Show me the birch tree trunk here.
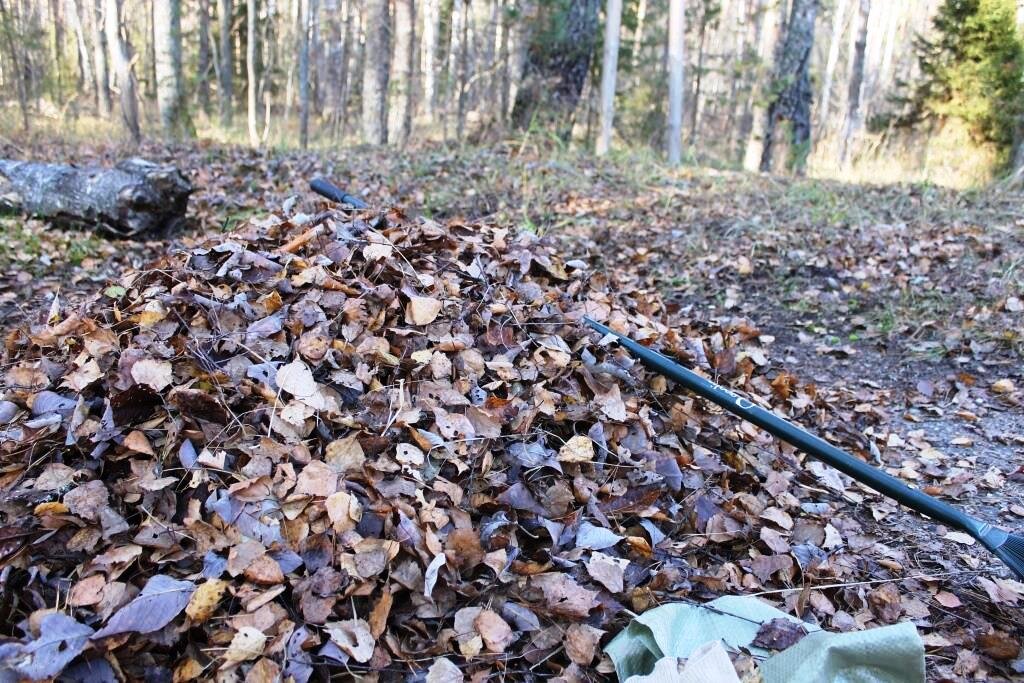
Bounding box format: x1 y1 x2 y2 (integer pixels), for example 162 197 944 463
817 0 847 127
91 0 111 117
298 0 310 148
742 0 782 171
154 0 191 137
667 0 684 164
197 0 211 113
759 0 818 174
67 0 94 96
218 0 233 125
596 0 622 155
104 0 141 142
361 0 389 144
389 0 415 144
246 0 258 145
422 0 438 119
839 0 869 165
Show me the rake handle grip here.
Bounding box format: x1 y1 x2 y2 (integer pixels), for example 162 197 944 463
583 317 982 537
310 178 369 209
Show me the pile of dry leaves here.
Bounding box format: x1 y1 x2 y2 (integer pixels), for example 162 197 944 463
0 205 1012 680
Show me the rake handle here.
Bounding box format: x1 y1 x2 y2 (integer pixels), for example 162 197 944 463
583 317 984 538
310 178 369 209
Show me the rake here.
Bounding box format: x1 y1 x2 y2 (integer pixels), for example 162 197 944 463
582 317 1024 580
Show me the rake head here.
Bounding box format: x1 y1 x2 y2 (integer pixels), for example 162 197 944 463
978 526 1024 580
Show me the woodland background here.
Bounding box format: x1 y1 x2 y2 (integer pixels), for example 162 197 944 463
2 0 1024 187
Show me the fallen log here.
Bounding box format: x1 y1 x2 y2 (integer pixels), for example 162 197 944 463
0 158 192 237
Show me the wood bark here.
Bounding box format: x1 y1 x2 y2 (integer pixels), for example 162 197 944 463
495 0 510 123
389 0 414 144
0 159 192 236
446 0 466 139
759 0 818 173
596 0 622 155
421 0 438 118
91 0 111 117
689 4 709 145
666 0 684 164
197 0 212 113
0 0 30 131
818 0 847 127
511 0 599 134
154 0 191 137
299 0 310 148
246 0 258 146
629 0 646 88
361 0 389 144
742 0 782 171
67 0 94 95
104 0 141 143
839 0 869 165
218 0 233 125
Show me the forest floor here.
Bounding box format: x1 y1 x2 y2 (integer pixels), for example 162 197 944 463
1 138 1023 679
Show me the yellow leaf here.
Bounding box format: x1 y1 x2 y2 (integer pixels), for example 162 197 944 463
185 579 229 623
406 296 443 326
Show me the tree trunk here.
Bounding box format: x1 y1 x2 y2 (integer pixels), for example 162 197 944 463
839 0 869 166
0 0 30 131
218 0 233 125
689 8 708 145
67 0 94 95
299 0 310 148
1012 0 1024 177
154 0 191 137
104 0 141 143
246 0 258 146
197 0 211 113
742 0 782 171
91 0 111 117
0 159 192 236
817 0 847 127
666 0 684 164
596 0 622 155
629 0 646 88
361 0 389 144
145 0 156 98
507 0 534 122
511 0 599 135
495 0 510 124
422 0 438 119
759 0 818 174
389 0 414 144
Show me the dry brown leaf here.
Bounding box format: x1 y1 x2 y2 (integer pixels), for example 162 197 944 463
325 618 375 663
131 359 174 392
558 435 595 463
406 296 443 325
564 623 603 665
474 609 515 653
222 627 267 666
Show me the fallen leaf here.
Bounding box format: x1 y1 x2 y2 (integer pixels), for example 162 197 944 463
752 617 808 650
325 619 375 662
564 623 603 665
93 574 195 639
222 627 267 665
406 296 443 325
185 579 229 623
131 359 174 392
558 435 595 463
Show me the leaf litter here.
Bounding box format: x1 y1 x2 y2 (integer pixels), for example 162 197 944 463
0 142 1022 679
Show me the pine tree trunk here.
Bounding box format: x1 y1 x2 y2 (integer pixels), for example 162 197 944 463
596 0 622 155
422 0 438 118
759 0 818 174
104 0 140 142
91 0 111 116
361 0 389 144
666 0 684 164
154 0 191 137
246 0 259 145
197 0 212 113
218 0 233 125
389 0 414 144
298 0 310 148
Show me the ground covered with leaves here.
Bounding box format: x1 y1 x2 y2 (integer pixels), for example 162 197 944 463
0 140 1022 681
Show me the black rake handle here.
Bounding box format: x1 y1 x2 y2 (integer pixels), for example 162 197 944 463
582 317 988 540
